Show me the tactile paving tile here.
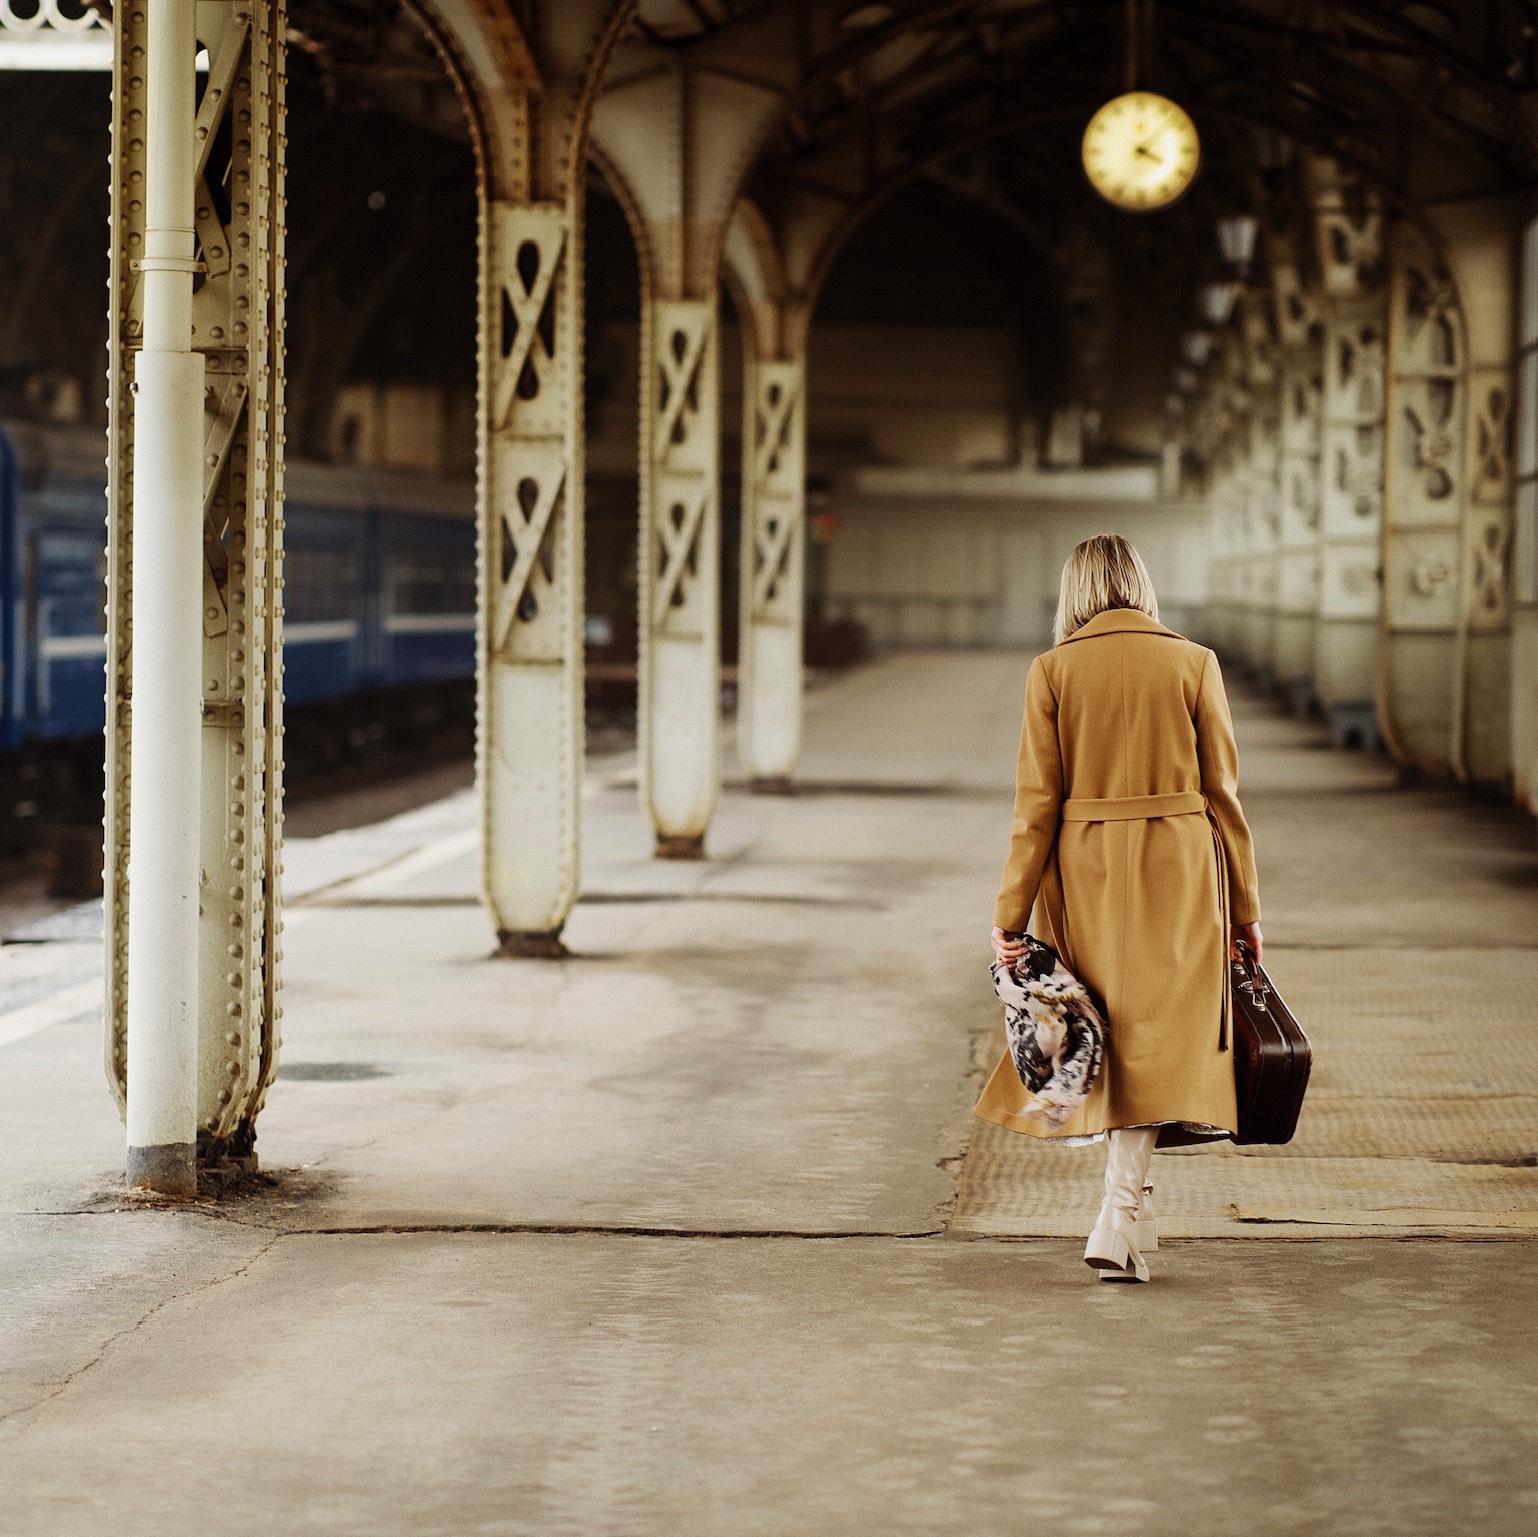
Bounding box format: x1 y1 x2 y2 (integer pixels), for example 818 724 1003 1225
951 947 1538 1238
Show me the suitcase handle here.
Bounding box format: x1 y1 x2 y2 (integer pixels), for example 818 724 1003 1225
1233 940 1271 1012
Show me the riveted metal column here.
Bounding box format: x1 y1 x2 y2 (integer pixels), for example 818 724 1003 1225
1247 402 1282 682
1512 217 1538 812
639 298 720 857
737 342 805 786
1275 342 1324 714
1233 424 1259 668
1447 213 1518 785
1238 292 1280 681
114 0 203 1196
1380 222 1466 774
1269 237 1326 710
1212 430 1240 658
480 201 585 954
1316 294 1386 748
108 0 287 1178
1207 443 1240 656
1306 156 1386 749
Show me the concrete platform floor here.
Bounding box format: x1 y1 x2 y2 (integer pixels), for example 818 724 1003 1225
2 651 1537 1536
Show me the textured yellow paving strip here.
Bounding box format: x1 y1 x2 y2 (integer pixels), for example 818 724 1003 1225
951 947 1538 1238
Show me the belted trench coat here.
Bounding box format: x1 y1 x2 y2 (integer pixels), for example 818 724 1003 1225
974 609 1261 1145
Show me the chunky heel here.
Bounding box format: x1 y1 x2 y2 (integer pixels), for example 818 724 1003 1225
1083 1226 1130 1272
1099 1246 1150 1283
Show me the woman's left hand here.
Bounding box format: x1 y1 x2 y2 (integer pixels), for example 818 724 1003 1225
991 926 1028 967
1230 920 1263 965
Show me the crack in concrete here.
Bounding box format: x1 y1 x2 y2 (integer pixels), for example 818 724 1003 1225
15 1208 948 1239
243 1223 950 1239
0 1231 280 1437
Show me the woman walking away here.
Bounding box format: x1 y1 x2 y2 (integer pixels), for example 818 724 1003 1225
976 534 1262 1283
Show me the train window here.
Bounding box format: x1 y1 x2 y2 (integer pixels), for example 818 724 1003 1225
386 553 475 615
326 550 354 620
288 548 312 623
35 532 108 637
286 547 357 623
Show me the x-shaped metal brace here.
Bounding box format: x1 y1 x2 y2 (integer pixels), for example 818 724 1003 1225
1474 389 1512 494
201 376 249 638
653 482 709 628
752 372 799 487
750 499 798 617
492 221 567 430
1471 518 1509 613
654 318 709 460
493 451 567 648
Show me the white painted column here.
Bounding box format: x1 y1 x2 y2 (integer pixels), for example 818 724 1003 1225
480 202 586 953
639 298 720 858
737 350 806 785
124 0 205 1197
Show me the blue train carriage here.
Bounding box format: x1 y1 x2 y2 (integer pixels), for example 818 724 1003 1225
0 421 477 848
279 457 475 698
0 422 111 753
370 469 476 687
280 458 475 774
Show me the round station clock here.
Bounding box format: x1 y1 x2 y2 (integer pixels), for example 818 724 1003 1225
1081 91 1200 211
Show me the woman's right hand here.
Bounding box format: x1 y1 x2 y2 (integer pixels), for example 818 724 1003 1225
992 927 1028 967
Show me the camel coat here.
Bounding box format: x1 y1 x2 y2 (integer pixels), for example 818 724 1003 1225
974 609 1260 1145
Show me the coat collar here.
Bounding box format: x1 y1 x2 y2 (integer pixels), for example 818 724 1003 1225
1059 608 1183 645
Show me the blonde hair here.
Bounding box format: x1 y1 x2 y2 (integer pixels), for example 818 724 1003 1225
1053 533 1159 645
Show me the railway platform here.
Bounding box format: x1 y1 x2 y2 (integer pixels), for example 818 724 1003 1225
3 651 1538 1536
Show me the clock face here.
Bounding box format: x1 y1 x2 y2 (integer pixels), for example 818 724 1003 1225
1082 91 1201 211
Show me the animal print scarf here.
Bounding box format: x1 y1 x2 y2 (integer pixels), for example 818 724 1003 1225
990 937 1105 1130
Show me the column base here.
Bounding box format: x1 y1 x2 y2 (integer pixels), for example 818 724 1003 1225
749 775 796 796
197 1126 260 1194
1325 700 1380 751
655 832 705 860
1286 675 1318 718
126 1142 197 1200
495 928 569 959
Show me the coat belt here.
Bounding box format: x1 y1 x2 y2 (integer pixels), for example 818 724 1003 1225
1060 791 1207 822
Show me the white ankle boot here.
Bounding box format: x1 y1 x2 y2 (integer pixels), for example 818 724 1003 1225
1084 1128 1158 1282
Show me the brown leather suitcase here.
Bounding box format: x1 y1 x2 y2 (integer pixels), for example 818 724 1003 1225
1230 944 1312 1145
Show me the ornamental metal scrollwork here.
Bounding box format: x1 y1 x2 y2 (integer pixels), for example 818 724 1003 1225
1472 384 1513 503
1339 560 1380 596
1409 557 1453 597
1290 470 1320 531
1469 511 1510 620
1404 399 1457 500
1308 156 1384 297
